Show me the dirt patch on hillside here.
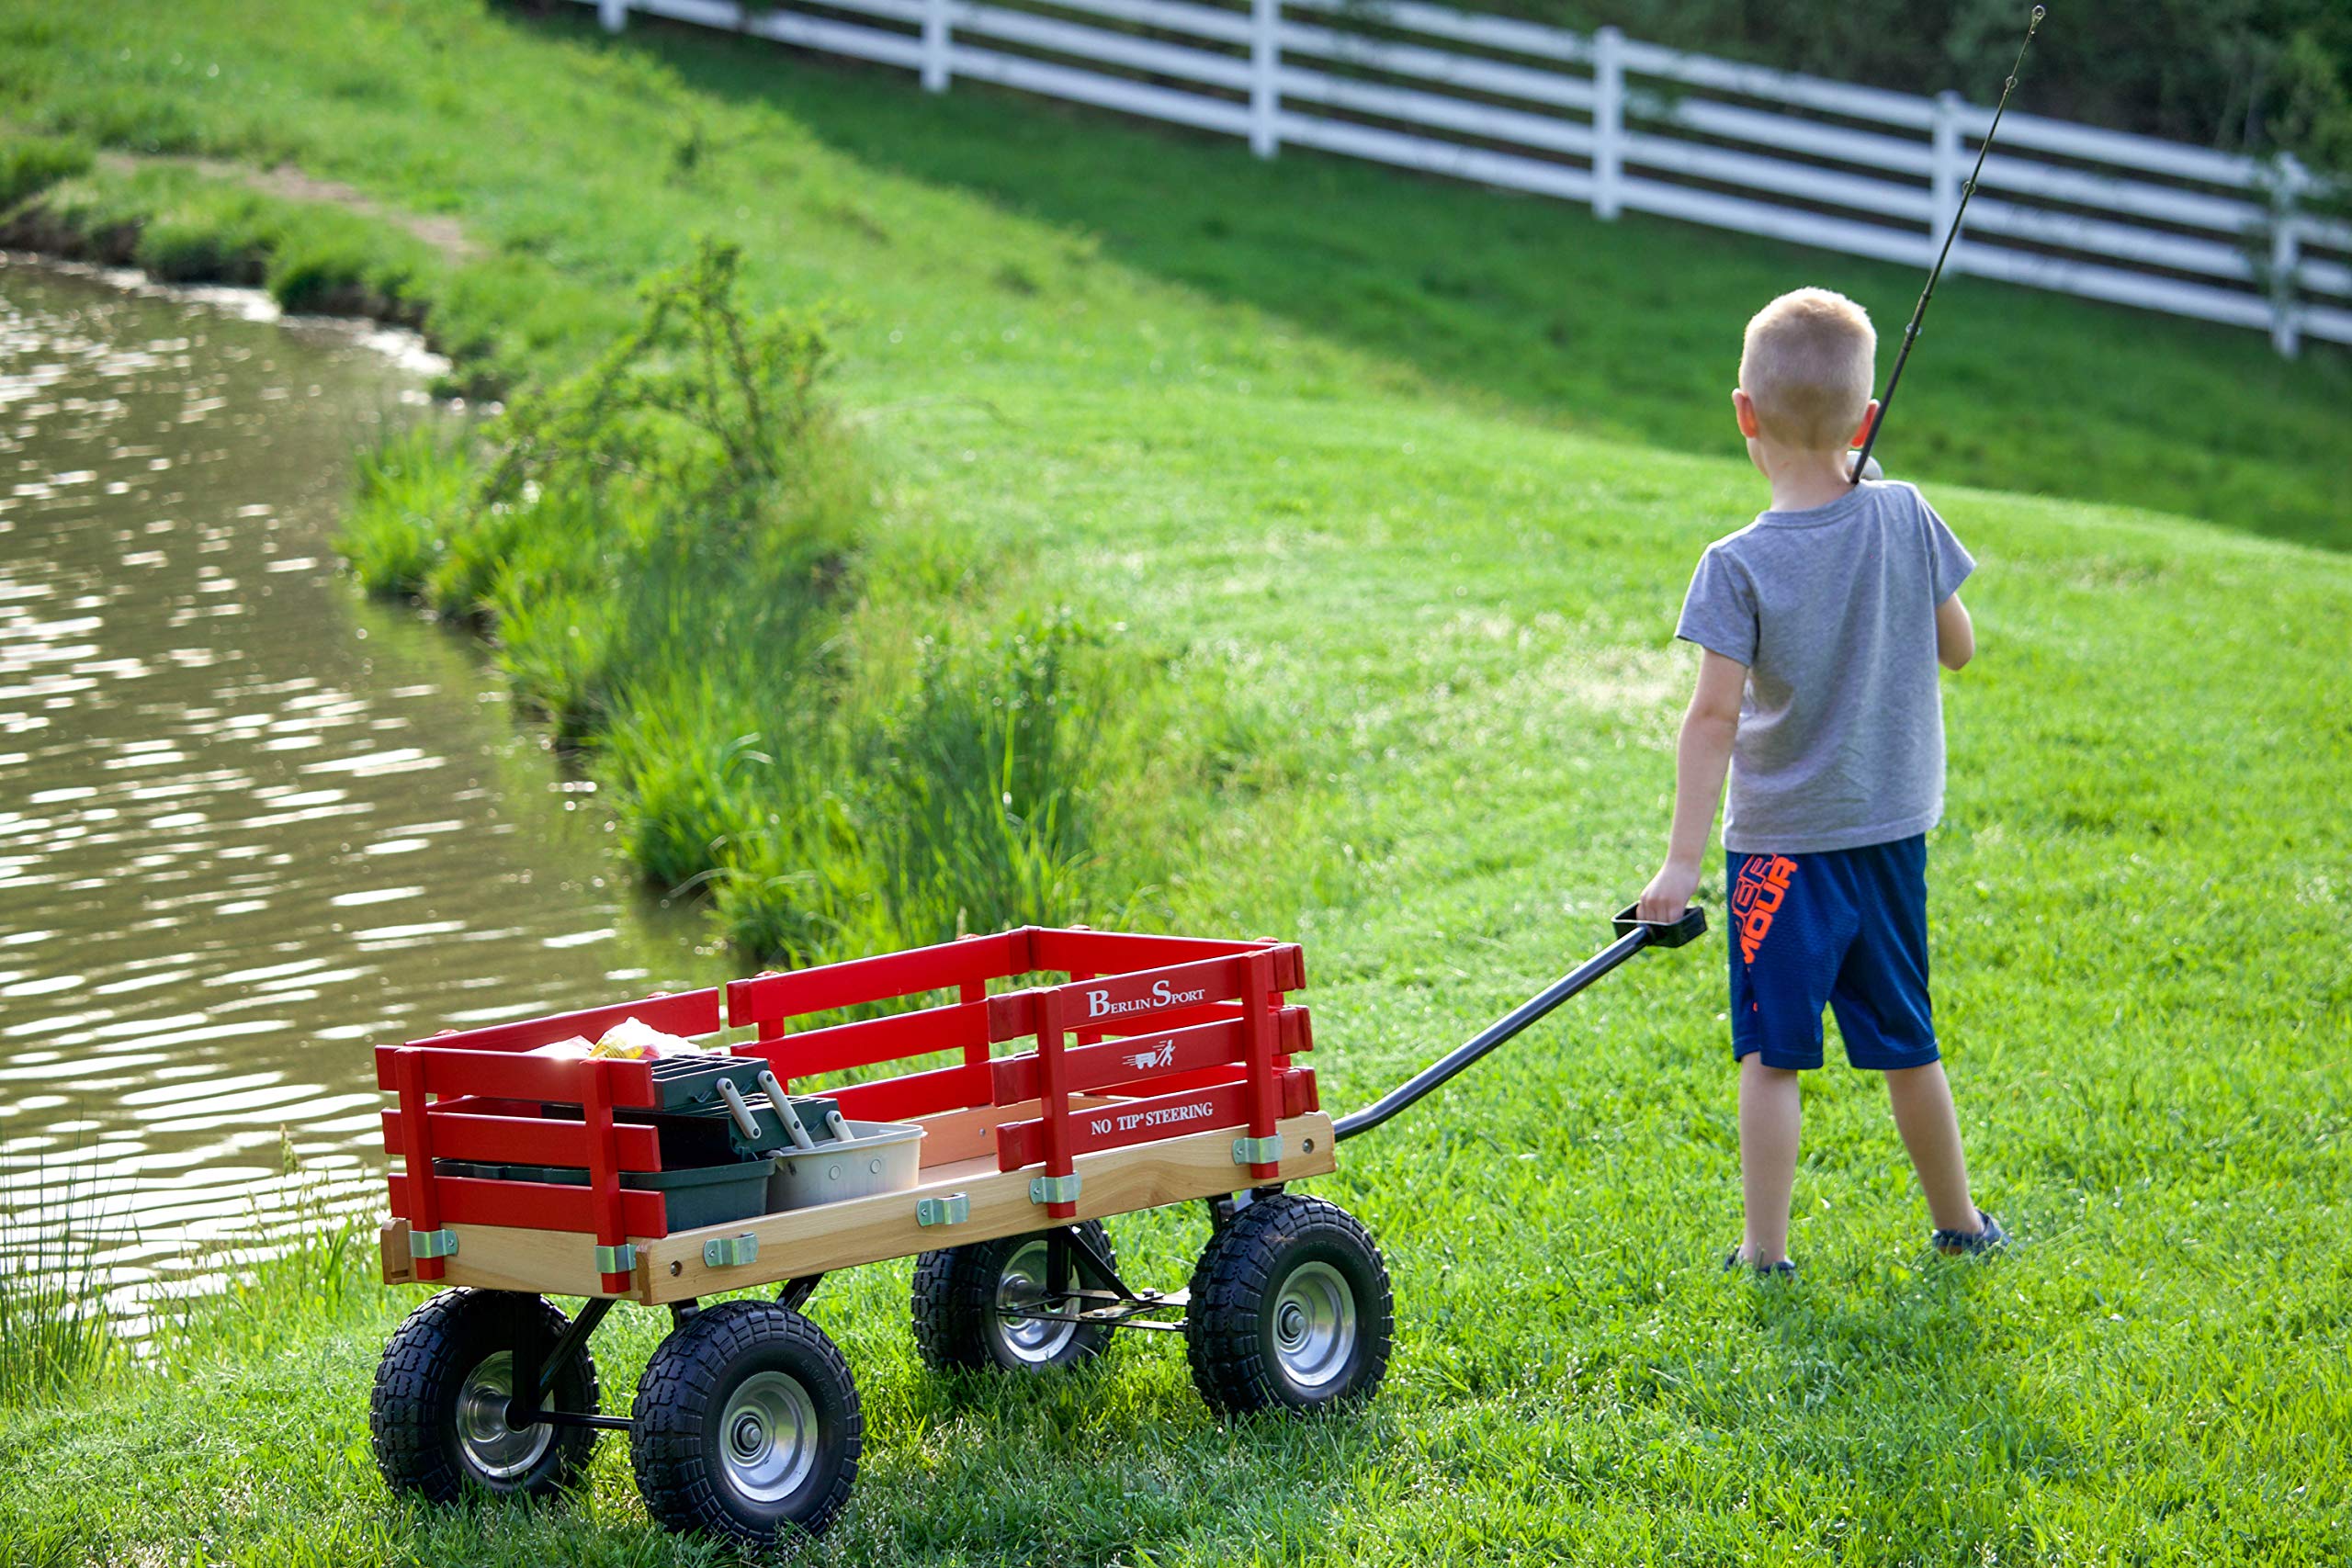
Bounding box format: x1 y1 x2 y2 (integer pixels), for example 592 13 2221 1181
96 151 481 264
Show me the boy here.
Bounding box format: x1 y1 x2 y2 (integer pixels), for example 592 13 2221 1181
1634 287 2004 1275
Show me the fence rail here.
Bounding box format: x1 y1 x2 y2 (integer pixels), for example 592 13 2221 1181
584 0 2349 354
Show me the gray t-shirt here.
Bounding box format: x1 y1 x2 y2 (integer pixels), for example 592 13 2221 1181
1675 480 1974 855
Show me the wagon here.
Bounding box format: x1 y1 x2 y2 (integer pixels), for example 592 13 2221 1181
370 910 1703 1547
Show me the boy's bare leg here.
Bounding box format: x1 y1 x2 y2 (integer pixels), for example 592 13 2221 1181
1883 1061 1981 1234
1737 1057 1802 1265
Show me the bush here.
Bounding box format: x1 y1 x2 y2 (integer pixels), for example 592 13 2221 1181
134 211 265 285
0 133 92 212
340 238 1170 965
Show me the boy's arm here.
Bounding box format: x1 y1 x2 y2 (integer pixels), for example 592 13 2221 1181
1936 591 1974 670
1636 649 1747 921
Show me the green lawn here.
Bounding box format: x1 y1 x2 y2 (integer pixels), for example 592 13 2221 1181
3 2 2350 1564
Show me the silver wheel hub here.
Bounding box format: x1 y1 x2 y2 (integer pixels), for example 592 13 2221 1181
718 1371 819 1504
1271 1261 1357 1390
454 1351 552 1481
992 1238 1079 1364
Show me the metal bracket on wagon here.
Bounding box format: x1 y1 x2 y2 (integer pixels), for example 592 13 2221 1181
1030 1172 1081 1206
915 1192 969 1226
594 1242 636 1273
702 1233 759 1268
1231 1134 1283 1166
407 1226 458 1260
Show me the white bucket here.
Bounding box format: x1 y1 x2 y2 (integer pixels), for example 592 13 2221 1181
763 1119 925 1213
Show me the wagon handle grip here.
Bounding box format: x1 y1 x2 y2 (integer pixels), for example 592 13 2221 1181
1331 903 1707 1144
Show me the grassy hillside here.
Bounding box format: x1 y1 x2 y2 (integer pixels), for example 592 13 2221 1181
1 3 2348 1565
4 3 2348 546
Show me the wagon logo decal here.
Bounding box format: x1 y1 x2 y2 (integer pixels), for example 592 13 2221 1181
1124 1041 1177 1071
1084 979 1208 1020
1087 1098 1218 1138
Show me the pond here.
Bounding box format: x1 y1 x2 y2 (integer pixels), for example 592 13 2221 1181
0 258 725 1305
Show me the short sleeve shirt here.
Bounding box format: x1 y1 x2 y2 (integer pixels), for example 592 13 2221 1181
1675 480 1974 854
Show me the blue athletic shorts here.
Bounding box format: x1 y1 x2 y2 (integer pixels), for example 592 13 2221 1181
1726 834 1939 1072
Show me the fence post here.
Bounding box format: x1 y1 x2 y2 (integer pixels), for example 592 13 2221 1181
2270 156 2303 358
922 0 951 93
1591 25 1623 220
1930 90 1962 262
1250 0 1281 159
598 0 627 32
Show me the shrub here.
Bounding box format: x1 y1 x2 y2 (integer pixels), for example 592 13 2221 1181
0 134 92 211
341 238 1171 965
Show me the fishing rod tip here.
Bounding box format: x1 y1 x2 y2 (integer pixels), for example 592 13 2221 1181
2030 5 2044 22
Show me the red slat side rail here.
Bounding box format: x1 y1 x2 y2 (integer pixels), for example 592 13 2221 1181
380 1111 662 1171
1094 999 1246 1037
981 972 1256 1047
1036 987 1076 1220
725 928 1034 1031
1072 968 1100 1049
582 1059 636 1291
401 988 723 1055
389 1172 667 1235
828 1061 991 1122
733 999 982 1081
995 1068 1318 1169
958 966 990 1105
1093 1062 1250 1100
1240 949 1281 1181
989 1006 1311 1104
1041 953 1252 1033
1030 929 1304 985
389 1048 444 1281
441 1097 551 1119
373 1045 657 1108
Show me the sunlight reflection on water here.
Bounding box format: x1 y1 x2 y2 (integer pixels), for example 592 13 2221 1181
0 259 723 1312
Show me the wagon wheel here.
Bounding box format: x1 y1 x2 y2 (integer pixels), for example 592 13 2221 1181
631 1300 862 1548
910 1221 1118 1372
370 1287 601 1500
1185 1194 1393 1414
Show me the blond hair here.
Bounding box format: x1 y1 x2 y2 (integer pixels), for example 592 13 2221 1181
1739 288 1876 449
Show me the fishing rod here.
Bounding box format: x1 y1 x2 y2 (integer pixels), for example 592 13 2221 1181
1851 5 2046 484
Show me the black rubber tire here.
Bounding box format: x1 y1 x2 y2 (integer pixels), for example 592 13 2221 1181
1184 1194 1394 1415
370 1287 601 1501
910 1220 1117 1373
630 1300 862 1548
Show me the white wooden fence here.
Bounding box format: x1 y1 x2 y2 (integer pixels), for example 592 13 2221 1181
585 0 2351 354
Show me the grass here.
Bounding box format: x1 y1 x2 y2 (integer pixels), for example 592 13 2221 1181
0 2 2348 1564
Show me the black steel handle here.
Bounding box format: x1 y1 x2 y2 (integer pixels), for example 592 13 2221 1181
1611 901 1708 948
1331 904 1708 1144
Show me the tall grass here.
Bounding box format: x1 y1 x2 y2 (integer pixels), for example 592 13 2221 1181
0 1138 395 1413
0 1149 120 1407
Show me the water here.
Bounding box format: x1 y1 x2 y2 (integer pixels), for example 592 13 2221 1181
0 259 721 1303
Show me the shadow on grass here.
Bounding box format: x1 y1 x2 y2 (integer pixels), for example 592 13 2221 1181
545 9 2351 551
842 1344 1378 1562
1733 1257 2074 1559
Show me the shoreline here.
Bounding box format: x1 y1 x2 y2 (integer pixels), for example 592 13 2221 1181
1 246 456 386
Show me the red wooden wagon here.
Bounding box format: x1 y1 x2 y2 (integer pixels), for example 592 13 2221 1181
369 909 1702 1546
